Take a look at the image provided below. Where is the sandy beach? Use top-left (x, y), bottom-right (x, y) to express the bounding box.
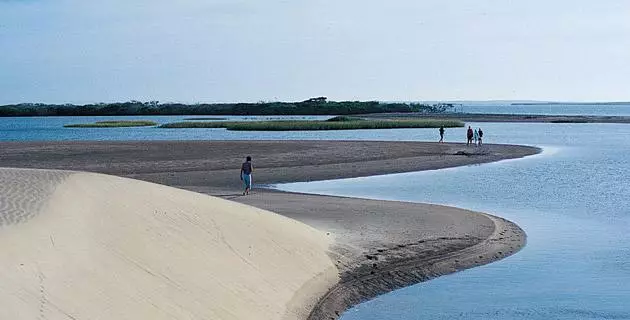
top-left (0, 168), bottom-right (336, 319)
top-left (0, 140), bottom-right (539, 319)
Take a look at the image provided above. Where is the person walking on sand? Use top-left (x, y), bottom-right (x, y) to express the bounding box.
top-left (478, 128), bottom-right (484, 145)
top-left (466, 126), bottom-right (473, 146)
top-left (439, 126), bottom-right (445, 143)
top-left (240, 156), bottom-right (253, 195)
top-left (473, 128), bottom-right (479, 146)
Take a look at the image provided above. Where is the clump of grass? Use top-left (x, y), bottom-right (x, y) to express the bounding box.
top-left (64, 120), bottom-right (158, 128)
top-left (183, 117), bottom-right (228, 121)
top-left (159, 119), bottom-right (464, 131)
top-left (549, 119), bottom-right (588, 123)
top-left (325, 115), bottom-right (364, 122)
top-left (160, 121), bottom-right (231, 128)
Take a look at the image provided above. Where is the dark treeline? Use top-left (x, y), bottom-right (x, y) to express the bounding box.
top-left (0, 97), bottom-right (456, 117)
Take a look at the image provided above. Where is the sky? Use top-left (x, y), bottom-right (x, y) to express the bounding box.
top-left (1, 0), bottom-right (629, 104)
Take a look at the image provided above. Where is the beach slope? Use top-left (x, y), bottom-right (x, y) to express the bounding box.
top-left (0, 168), bottom-right (337, 320)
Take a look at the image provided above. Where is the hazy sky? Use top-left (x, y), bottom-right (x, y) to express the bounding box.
top-left (1, 0), bottom-right (629, 104)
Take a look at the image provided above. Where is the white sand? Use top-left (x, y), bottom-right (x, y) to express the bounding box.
top-left (0, 168), bottom-right (338, 320)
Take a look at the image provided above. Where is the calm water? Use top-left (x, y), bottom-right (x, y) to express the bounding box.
top-left (0, 115), bottom-right (330, 141)
top-left (0, 115), bottom-right (550, 142)
top-left (277, 123), bottom-right (630, 320)
top-left (457, 103), bottom-right (630, 116)
top-left (2, 104), bottom-right (630, 141)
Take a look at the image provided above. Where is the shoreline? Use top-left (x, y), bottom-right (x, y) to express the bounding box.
top-left (308, 212), bottom-right (524, 320)
top-left (0, 140), bottom-right (540, 319)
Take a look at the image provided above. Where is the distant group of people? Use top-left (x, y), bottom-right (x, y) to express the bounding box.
top-left (466, 126), bottom-right (483, 146)
top-left (438, 126), bottom-right (484, 146)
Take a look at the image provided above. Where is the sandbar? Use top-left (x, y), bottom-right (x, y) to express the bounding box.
top-left (0, 140), bottom-right (539, 319)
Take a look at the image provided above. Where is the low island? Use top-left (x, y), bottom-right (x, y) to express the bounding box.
top-left (64, 120), bottom-right (158, 128)
top-left (160, 116), bottom-right (463, 131)
top-left (183, 117), bottom-right (229, 121)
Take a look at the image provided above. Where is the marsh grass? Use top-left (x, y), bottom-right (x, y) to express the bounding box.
top-left (325, 116), bottom-right (364, 122)
top-left (549, 119), bottom-right (588, 123)
top-left (159, 119), bottom-right (464, 131)
top-left (64, 120), bottom-right (158, 128)
top-left (183, 117), bottom-right (228, 121)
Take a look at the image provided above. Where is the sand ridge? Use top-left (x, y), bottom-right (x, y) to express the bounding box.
top-left (0, 169), bottom-right (338, 320)
top-left (0, 168), bottom-right (70, 226)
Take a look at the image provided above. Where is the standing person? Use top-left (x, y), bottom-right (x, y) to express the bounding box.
top-left (439, 126), bottom-right (445, 143)
top-left (473, 128), bottom-right (479, 146)
top-left (478, 128), bottom-right (484, 145)
top-left (240, 156), bottom-right (253, 195)
top-left (467, 126), bottom-right (473, 146)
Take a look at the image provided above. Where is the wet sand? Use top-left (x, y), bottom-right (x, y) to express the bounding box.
top-left (0, 140), bottom-right (539, 319)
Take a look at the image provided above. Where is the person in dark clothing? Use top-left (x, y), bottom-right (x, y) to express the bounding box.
top-left (240, 156), bottom-right (253, 195)
top-left (478, 128), bottom-right (484, 145)
top-left (466, 126), bottom-right (473, 146)
top-left (439, 126), bottom-right (445, 143)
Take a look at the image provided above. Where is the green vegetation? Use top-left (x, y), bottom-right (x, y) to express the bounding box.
top-left (159, 119), bottom-right (463, 131)
top-left (184, 117), bottom-right (228, 121)
top-left (64, 120), bottom-right (158, 128)
top-left (549, 119), bottom-right (588, 123)
top-left (160, 122), bottom-right (232, 129)
top-left (325, 115), bottom-right (364, 122)
top-left (1, 97), bottom-right (457, 117)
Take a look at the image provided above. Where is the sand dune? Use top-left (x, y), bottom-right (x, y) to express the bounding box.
top-left (0, 141), bottom-right (537, 319)
top-left (0, 168), bottom-right (338, 320)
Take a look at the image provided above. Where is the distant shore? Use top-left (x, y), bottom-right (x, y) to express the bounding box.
top-left (0, 99), bottom-right (455, 117)
top-left (0, 140), bottom-right (540, 319)
top-left (511, 102), bottom-right (630, 105)
top-left (360, 112), bottom-right (630, 123)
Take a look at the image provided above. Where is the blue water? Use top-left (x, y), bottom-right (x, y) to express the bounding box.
top-left (456, 103), bottom-right (630, 116)
top-left (2, 104), bottom-right (630, 141)
top-left (277, 123), bottom-right (630, 320)
top-left (0, 115), bottom-right (331, 141)
top-left (0, 115), bottom-right (532, 143)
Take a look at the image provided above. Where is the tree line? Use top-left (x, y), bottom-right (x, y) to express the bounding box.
top-left (0, 97), bottom-right (456, 116)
